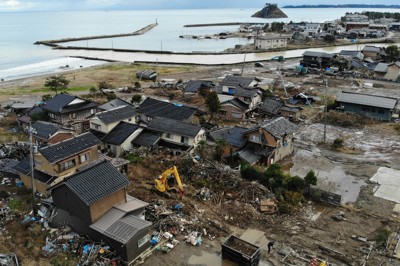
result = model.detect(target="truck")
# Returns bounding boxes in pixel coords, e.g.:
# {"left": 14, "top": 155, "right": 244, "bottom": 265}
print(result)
{"left": 221, "top": 235, "right": 261, "bottom": 266}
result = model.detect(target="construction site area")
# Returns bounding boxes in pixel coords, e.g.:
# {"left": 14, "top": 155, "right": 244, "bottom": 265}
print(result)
{"left": 0, "top": 57, "right": 400, "bottom": 266}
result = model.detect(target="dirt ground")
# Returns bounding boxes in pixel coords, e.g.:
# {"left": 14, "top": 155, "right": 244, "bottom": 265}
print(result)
{"left": 1, "top": 61, "right": 400, "bottom": 265}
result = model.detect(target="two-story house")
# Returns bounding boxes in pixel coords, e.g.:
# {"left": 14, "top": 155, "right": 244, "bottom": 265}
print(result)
{"left": 209, "top": 126, "right": 248, "bottom": 157}
{"left": 243, "top": 117, "right": 297, "bottom": 165}
{"left": 135, "top": 117, "right": 205, "bottom": 151}
{"left": 15, "top": 132, "right": 102, "bottom": 193}
{"left": 300, "top": 51, "right": 336, "bottom": 69}
{"left": 90, "top": 105, "right": 139, "bottom": 136}
{"left": 48, "top": 160, "right": 152, "bottom": 264}
{"left": 137, "top": 97, "right": 198, "bottom": 123}
{"left": 102, "top": 122, "right": 143, "bottom": 157}
{"left": 42, "top": 93, "right": 98, "bottom": 133}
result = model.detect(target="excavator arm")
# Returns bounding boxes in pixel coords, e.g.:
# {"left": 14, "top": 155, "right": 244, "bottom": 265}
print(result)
{"left": 155, "top": 166, "right": 184, "bottom": 198}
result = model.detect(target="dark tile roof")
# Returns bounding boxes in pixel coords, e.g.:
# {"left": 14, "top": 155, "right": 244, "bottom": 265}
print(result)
{"left": 91, "top": 213, "right": 151, "bottom": 244}
{"left": 220, "top": 75, "right": 255, "bottom": 87}
{"left": 157, "top": 139, "right": 190, "bottom": 150}
{"left": 303, "top": 51, "right": 335, "bottom": 59}
{"left": 374, "top": 62, "right": 389, "bottom": 73}
{"left": 14, "top": 157, "right": 56, "bottom": 184}
{"left": 102, "top": 122, "right": 139, "bottom": 145}
{"left": 210, "top": 126, "right": 247, "bottom": 147}
{"left": 57, "top": 160, "right": 130, "bottom": 206}
{"left": 215, "top": 86, "right": 259, "bottom": 98}
{"left": 14, "top": 157, "right": 31, "bottom": 176}
{"left": 185, "top": 80, "right": 213, "bottom": 93}
{"left": 27, "top": 106, "right": 43, "bottom": 116}
{"left": 224, "top": 98, "right": 249, "bottom": 111}
{"left": 95, "top": 105, "right": 137, "bottom": 125}
{"left": 280, "top": 106, "right": 301, "bottom": 112}
{"left": 148, "top": 117, "right": 202, "bottom": 138}
{"left": 137, "top": 98, "right": 197, "bottom": 122}
{"left": 132, "top": 131, "right": 161, "bottom": 147}
{"left": 39, "top": 132, "right": 101, "bottom": 164}
{"left": 42, "top": 93, "right": 97, "bottom": 114}
{"left": 89, "top": 129, "right": 107, "bottom": 141}
{"left": 362, "top": 45, "right": 382, "bottom": 53}
{"left": 259, "top": 117, "right": 298, "bottom": 139}
{"left": 31, "top": 121, "right": 62, "bottom": 140}
{"left": 0, "top": 159, "right": 19, "bottom": 175}
{"left": 337, "top": 91, "right": 398, "bottom": 109}
{"left": 99, "top": 98, "right": 132, "bottom": 111}
{"left": 259, "top": 98, "right": 284, "bottom": 115}
{"left": 339, "top": 50, "right": 361, "bottom": 57}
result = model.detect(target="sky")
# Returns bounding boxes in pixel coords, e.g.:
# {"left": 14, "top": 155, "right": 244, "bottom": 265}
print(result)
{"left": 0, "top": 0, "right": 398, "bottom": 12}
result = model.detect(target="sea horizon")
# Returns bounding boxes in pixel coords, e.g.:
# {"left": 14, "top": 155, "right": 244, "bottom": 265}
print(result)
{"left": 1, "top": 7, "right": 399, "bottom": 81}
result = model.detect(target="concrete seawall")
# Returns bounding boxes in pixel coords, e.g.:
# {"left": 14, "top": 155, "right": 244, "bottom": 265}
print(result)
{"left": 184, "top": 22, "right": 263, "bottom": 27}
{"left": 34, "top": 23, "right": 158, "bottom": 46}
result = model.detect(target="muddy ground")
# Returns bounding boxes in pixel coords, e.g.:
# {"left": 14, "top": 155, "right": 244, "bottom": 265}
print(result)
{"left": 1, "top": 61, "right": 400, "bottom": 265}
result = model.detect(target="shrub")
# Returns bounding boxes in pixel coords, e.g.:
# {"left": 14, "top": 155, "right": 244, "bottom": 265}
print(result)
{"left": 277, "top": 201, "right": 294, "bottom": 214}
{"left": 286, "top": 175, "right": 306, "bottom": 191}
{"left": 374, "top": 228, "right": 391, "bottom": 245}
{"left": 284, "top": 191, "right": 304, "bottom": 205}
{"left": 131, "top": 94, "right": 142, "bottom": 104}
{"left": 331, "top": 138, "right": 344, "bottom": 150}
{"left": 8, "top": 199, "right": 24, "bottom": 211}
{"left": 394, "top": 123, "right": 400, "bottom": 133}
{"left": 241, "top": 164, "right": 263, "bottom": 181}
{"left": 124, "top": 153, "right": 143, "bottom": 164}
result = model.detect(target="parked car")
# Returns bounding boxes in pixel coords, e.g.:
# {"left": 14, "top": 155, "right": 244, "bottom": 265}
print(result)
{"left": 254, "top": 62, "right": 264, "bottom": 67}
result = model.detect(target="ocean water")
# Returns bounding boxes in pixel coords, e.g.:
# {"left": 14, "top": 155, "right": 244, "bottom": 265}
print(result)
{"left": 1, "top": 7, "right": 400, "bottom": 80}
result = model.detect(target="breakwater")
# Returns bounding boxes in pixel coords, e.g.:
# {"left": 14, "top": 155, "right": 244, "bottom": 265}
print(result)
{"left": 183, "top": 22, "right": 264, "bottom": 27}
{"left": 34, "top": 23, "right": 158, "bottom": 46}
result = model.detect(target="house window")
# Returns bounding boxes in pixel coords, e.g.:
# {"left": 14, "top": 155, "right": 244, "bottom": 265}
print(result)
{"left": 166, "top": 133, "right": 171, "bottom": 139}
{"left": 232, "top": 112, "right": 242, "bottom": 119}
{"left": 147, "top": 117, "right": 152, "bottom": 122}
{"left": 378, "top": 109, "right": 384, "bottom": 114}
{"left": 251, "top": 135, "right": 261, "bottom": 142}
{"left": 60, "top": 159, "right": 76, "bottom": 171}
{"left": 80, "top": 153, "right": 90, "bottom": 163}
{"left": 91, "top": 123, "right": 101, "bottom": 130}
{"left": 138, "top": 234, "right": 150, "bottom": 248}
{"left": 181, "top": 136, "right": 188, "bottom": 144}
{"left": 90, "top": 109, "right": 96, "bottom": 115}
{"left": 243, "top": 97, "right": 251, "bottom": 102}
{"left": 135, "top": 115, "right": 141, "bottom": 123}
{"left": 218, "top": 110, "right": 227, "bottom": 115}
{"left": 49, "top": 113, "right": 55, "bottom": 119}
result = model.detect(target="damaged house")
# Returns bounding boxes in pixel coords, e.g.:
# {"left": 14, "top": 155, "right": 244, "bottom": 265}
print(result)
{"left": 48, "top": 160, "right": 152, "bottom": 264}
{"left": 15, "top": 132, "right": 101, "bottom": 193}
{"left": 240, "top": 117, "right": 297, "bottom": 165}
{"left": 336, "top": 91, "right": 398, "bottom": 121}
{"left": 373, "top": 62, "right": 400, "bottom": 81}
{"left": 42, "top": 93, "right": 98, "bottom": 133}
{"left": 137, "top": 97, "right": 198, "bottom": 123}
{"left": 300, "top": 51, "right": 335, "bottom": 69}
{"left": 30, "top": 121, "right": 74, "bottom": 146}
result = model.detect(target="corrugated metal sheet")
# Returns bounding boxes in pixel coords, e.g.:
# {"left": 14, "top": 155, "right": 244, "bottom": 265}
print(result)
{"left": 115, "top": 196, "right": 148, "bottom": 213}
{"left": 337, "top": 91, "right": 398, "bottom": 109}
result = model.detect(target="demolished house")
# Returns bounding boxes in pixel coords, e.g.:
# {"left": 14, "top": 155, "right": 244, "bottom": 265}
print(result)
{"left": 48, "top": 160, "right": 152, "bottom": 264}
{"left": 136, "top": 70, "right": 157, "bottom": 81}
{"left": 184, "top": 80, "right": 214, "bottom": 95}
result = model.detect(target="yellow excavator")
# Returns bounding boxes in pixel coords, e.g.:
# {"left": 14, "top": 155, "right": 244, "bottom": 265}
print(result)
{"left": 154, "top": 166, "right": 184, "bottom": 199}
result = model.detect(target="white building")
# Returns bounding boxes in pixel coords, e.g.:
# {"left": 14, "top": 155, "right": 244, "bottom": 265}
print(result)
{"left": 254, "top": 35, "right": 291, "bottom": 50}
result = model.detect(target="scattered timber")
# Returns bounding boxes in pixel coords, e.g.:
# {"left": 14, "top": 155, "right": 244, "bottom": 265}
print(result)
{"left": 34, "top": 23, "right": 158, "bottom": 46}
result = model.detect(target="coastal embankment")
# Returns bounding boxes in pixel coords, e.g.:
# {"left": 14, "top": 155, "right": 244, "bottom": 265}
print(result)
{"left": 58, "top": 43, "right": 396, "bottom": 65}
{"left": 183, "top": 22, "right": 263, "bottom": 27}
{"left": 34, "top": 23, "right": 158, "bottom": 47}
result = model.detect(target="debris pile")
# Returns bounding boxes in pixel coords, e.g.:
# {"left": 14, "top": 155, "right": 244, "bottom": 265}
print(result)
{"left": 0, "top": 143, "right": 30, "bottom": 160}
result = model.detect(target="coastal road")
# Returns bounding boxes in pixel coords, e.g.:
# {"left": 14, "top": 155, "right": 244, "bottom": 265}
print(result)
{"left": 58, "top": 43, "right": 398, "bottom": 65}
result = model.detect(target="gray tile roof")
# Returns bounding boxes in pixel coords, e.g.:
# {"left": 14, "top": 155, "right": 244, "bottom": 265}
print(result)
{"left": 102, "top": 122, "right": 139, "bottom": 145}
{"left": 258, "top": 117, "right": 298, "bottom": 139}
{"left": 339, "top": 50, "right": 362, "bottom": 58}
{"left": 14, "top": 157, "right": 56, "bottom": 184}
{"left": 214, "top": 86, "right": 259, "bottom": 98}
{"left": 210, "top": 126, "right": 247, "bottom": 147}
{"left": 99, "top": 98, "right": 132, "bottom": 111}
{"left": 280, "top": 106, "right": 301, "bottom": 112}
{"left": 132, "top": 131, "right": 161, "bottom": 147}
{"left": 237, "top": 149, "right": 260, "bottom": 165}
{"left": 362, "top": 45, "right": 382, "bottom": 53}
{"left": 95, "top": 105, "right": 137, "bottom": 125}
{"left": 115, "top": 195, "right": 148, "bottom": 212}
{"left": 39, "top": 132, "right": 101, "bottom": 164}
{"left": 91, "top": 214, "right": 151, "bottom": 244}
{"left": 337, "top": 91, "right": 398, "bottom": 109}
{"left": 374, "top": 62, "right": 389, "bottom": 73}
{"left": 148, "top": 117, "right": 202, "bottom": 138}
{"left": 31, "top": 121, "right": 62, "bottom": 140}
{"left": 222, "top": 98, "right": 248, "bottom": 111}
{"left": 61, "top": 160, "right": 130, "bottom": 206}
{"left": 303, "top": 51, "right": 335, "bottom": 59}
{"left": 259, "top": 98, "right": 284, "bottom": 115}
{"left": 220, "top": 75, "right": 255, "bottom": 87}
{"left": 137, "top": 97, "right": 197, "bottom": 122}
{"left": 185, "top": 80, "right": 213, "bottom": 93}
{"left": 42, "top": 93, "right": 97, "bottom": 114}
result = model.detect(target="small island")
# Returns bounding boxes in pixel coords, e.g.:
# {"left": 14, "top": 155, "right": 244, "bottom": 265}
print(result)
{"left": 252, "top": 3, "right": 288, "bottom": 19}
{"left": 283, "top": 4, "right": 400, "bottom": 8}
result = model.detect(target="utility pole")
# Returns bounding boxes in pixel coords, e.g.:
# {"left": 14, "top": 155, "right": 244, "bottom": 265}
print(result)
{"left": 240, "top": 53, "right": 247, "bottom": 76}
{"left": 323, "top": 79, "right": 328, "bottom": 143}
{"left": 29, "top": 123, "right": 36, "bottom": 216}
